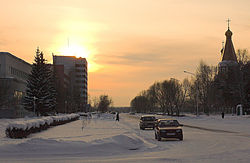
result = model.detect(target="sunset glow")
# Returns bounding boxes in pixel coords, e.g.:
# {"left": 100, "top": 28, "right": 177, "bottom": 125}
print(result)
{"left": 58, "top": 44, "right": 90, "bottom": 58}
{"left": 1, "top": 0, "right": 250, "bottom": 106}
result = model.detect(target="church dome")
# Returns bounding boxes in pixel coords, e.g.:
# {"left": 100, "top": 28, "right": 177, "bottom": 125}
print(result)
{"left": 225, "top": 29, "right": 233, "bottom": 37}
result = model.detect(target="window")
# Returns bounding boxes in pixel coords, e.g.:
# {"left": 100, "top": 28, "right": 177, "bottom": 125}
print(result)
{"left": 158, "top": 120, "right": 180, "bottom": 127}
{"left": 75, "top": 64, "right": 85, "bottom": 67}
{"left": 14, "top": 90, "right": 24, "bottom": 102}
{"left": 10, "top": 66, "right": 29, "bottom": 80}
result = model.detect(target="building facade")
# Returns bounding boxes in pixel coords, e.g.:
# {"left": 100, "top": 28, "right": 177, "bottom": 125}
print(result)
{"left": 53, "top": 55, "right": 88, "bottom": 112}
{"left": 0, "top": 52, "right": 32, "bottom": 116}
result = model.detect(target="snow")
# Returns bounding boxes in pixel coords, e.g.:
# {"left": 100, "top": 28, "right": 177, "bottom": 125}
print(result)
{"left": 6, "top": 113, "right": 79, "bottom": 131}
{"left": 0, "top": 113, "right": 249, "bottom": 163}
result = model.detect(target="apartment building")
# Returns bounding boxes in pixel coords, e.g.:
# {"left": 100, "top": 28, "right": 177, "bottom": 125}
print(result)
{"left": 53, "top": 55, "right": 88, "bottom": 112}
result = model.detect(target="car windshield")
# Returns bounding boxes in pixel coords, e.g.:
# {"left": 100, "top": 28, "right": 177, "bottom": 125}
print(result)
{"left": 158, "top": 120, "right": 179, "bottom": 127}
{"left": 141, "top": 117, "right": 155, "bottom": 121}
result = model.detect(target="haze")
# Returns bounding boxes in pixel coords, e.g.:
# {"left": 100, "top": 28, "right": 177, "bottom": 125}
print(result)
{"left": 1, "top": 0, "right": 250, "bottom": 106}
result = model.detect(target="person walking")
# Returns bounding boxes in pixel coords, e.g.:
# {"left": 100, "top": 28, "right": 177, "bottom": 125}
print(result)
{"left": 116, "top": 112, "right": 119, "bottom": 121}
{"left": 221, "top": 111, "right": 224, "bottom": 119}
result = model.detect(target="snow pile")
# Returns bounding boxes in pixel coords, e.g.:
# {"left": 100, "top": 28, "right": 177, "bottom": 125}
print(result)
{"left": 5, "top": 114, "right": 80, "bottom": 138}
{"left": 0, "top": 135, "right": 147, "bottom": 158}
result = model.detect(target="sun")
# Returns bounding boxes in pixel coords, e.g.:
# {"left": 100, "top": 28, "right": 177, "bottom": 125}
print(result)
{"left": 59, "top": 44, "right": 90, "bottom": 58}
{"left": 57, "top": 43, "right": 102, "bottom": 72}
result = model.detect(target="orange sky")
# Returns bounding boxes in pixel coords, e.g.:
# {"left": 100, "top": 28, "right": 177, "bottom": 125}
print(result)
{"left": 1, "top": 0, "right": 250, "bottom": 106}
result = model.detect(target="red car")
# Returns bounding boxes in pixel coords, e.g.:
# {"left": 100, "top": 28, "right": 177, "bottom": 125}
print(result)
{"left": 155, "top": 119, "right": 183, "bottom": 141}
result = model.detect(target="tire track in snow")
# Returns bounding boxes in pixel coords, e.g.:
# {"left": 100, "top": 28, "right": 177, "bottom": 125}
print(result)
{"left": 126, "top": 114, "right": 250, "bottom": 138}
{"left": 120, "top": 114, "right": 177, "bottom": 151}
{"left": 183, "top": 124, "right": 250, "bottom": 138}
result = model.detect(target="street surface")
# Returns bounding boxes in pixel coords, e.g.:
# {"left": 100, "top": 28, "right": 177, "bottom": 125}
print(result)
{"left": 0, "top": 113, "right": 249, "bottom": 163}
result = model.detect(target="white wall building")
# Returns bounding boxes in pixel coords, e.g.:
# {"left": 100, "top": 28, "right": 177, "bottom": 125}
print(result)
{"left": 0, "top": 52, "right": 32, "bottom": 116}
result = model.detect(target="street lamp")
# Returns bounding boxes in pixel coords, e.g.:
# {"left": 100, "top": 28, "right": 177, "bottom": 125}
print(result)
{"left": 65, "top": 100, "right": 67, "bottom": 113}
{"left": 33, "top": 96, "right": 38, "bottom": 116}
{"left": 184, "top": 70, "right": 195, "bottom": 76}
{"left": 184, "top": 70, "right": 199, "bottom": 116}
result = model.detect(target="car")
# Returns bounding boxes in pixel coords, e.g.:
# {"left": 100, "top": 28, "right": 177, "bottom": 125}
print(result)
{"left": 154, "top": 119, "right": 183, "bottom": 141}
{"left": 139, "top": 115, "right": 156, "bottom": 130}
{"left": 129, "top": 112, "right": 135, "bottom": 115}
{"left": 79, "top": 113, "right": 88, "bottom": 117}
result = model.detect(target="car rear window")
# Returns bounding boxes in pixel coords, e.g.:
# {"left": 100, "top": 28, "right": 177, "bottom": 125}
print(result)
{"left": 141, "top": 117, "right": 155, "bottom": 121}
{"left": 158, "top": 120, "right": 179, "bottom": 127}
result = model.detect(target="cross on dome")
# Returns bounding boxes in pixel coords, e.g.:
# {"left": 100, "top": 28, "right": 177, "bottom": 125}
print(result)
{"left": 227, "top": 18, "right": 231, "bottom": 29}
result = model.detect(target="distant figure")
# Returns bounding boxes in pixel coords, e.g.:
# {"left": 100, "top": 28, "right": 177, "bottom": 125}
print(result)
{"left": 116, "top": 112, "right": 119, "bottom": 121}
{"left": 87, "top": 112, "right": 92, "bottom": 118}
{"left": 221, "top": 112, "right": 225, "bottom": 119}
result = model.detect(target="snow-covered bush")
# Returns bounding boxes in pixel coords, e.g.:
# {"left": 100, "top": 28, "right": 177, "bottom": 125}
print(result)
{"left": 5, "top": 114, "right": 79, "bottom": 138}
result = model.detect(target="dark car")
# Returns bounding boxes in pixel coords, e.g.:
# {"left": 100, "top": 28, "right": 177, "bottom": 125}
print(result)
{"left": 139, "top": 115, "right": 156, "bottom": 130}
{"left": 154, "top": 119, "right": 183, "bottom": 141}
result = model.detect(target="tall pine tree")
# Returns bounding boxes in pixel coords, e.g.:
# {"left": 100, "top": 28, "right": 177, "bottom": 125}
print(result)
{"left": 23, "top": 48, "right": 56, "bottom": 116}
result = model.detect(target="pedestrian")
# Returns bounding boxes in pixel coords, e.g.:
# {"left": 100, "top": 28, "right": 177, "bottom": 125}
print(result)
{"left": 221, "top": 112, "right": 224, "bottom": 119}
{"left": 116, "top": 112, "right": 119, "bottom": 121}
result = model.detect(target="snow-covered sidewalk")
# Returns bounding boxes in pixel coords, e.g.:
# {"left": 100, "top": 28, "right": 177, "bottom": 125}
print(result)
{"left": 0, "top": 114, "right": 153, "bottom": 161}
{"left": 170, "top": 114, "right": 250, "bottom": 135}
{"left": 0, "top": 113, "right": 249, "bottom": 163}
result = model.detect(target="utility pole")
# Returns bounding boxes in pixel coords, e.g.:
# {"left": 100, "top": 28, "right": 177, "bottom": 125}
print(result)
{"left": 184, "top": 71, "right": 199, "bottom": 116}
{"left": 33, "top": 96, "right": 38, "bottom": 116}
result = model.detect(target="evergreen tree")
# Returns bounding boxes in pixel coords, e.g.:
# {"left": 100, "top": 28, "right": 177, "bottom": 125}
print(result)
{"left": 23, "top": 48, "right": 56, "bottom": 116}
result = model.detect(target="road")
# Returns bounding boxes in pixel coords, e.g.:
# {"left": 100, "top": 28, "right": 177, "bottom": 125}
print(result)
{"left": 0, "top": 113, "right": 249, "bottom": 163}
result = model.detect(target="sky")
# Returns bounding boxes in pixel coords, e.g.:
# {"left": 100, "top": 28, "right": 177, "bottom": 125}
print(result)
{"left": 1, "top": 0, "right": 250, "bottom": 106}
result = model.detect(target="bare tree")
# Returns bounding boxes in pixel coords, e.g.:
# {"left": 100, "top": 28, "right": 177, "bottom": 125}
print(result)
{"left": 236, "top": 49, "right": 249, "bottom": 67}
{"left": 195, "top": 61, "right": 217, "bottom": 115}
{"left": 97, "top": 95, "right": 112, "bottom": 113}
{"left": 92, "top": 96, "right": 99, "bottom": 109}
{"left": 175, "top": 78, "right": 190, "bottom": 115}
{"left": 130, "top": 95, "right": 150, "bottom": 113}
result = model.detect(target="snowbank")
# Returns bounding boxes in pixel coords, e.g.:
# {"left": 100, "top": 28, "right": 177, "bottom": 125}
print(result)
{"left": 0, "top": 135, "right": 148, "bottom": 158}
{"left": 5, "top": 114, "right": 80, "bottom": 138}
{"left": 0, "top": 113, "right": 250, "bottom": 163}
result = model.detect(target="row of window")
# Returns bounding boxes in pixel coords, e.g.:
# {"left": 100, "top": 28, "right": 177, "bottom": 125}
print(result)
{"left": 10, "top": 66, "right": 29, "bottom": 80}
{"left": 75, "top": 64, "right": 87, "bottom": 68}
{"left": 76, "top": 74, "right": 88, "bottom": 78}
{"left": 76, "top": 80, "right": 87, "bottom": 84}
{"left": 75, "top": 69, "right": 87, "bottom": 73}
{"left": 74, "top": 85, "right": 87, "bottom": 89}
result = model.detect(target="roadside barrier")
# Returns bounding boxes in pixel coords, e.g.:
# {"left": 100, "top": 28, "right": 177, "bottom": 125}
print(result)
{"left": 5, "top": 114, "right": 80, "bottom": 139}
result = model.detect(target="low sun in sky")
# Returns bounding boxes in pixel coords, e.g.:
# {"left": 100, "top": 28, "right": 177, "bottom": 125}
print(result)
{"left": 59, "top": 43, "right": 90, "bottom": 58}
{"left": 49, "top": 19, "right": 104, "bottom": 72}
{"left": 56, "top": 43, "right": 101, "bottom": 72}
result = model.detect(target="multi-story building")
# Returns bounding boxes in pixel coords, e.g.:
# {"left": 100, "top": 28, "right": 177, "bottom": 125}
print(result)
{"left": 0, "top": 52, "right": 32, "bottom": 117}
{"left": 53, "top": 64, "right": 70, "bottom": 113}
{"left": 53, "top": 55, "right": 88, "bottom": 112}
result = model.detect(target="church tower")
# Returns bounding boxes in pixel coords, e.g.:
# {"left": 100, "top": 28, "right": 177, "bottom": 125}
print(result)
{"left": 217, "top": 19, "right": 241, "bottom": 108}
{"left": 219, "top": 19, "right": 238, "bottom": 74}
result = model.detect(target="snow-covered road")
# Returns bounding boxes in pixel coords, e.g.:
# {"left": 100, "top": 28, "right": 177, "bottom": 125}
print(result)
{"left": 0, "top": 113, "right": 249, "bottom": 163}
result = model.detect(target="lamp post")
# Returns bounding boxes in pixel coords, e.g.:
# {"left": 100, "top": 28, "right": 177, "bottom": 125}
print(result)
{"left": 184, "top": 71, "right": 199, "bottom": 116}
{"left": 65, "top": 100, "right": 67, "bottom": 113}
{"left": 33, "top": 96, "right": 38, "bottom": 116}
